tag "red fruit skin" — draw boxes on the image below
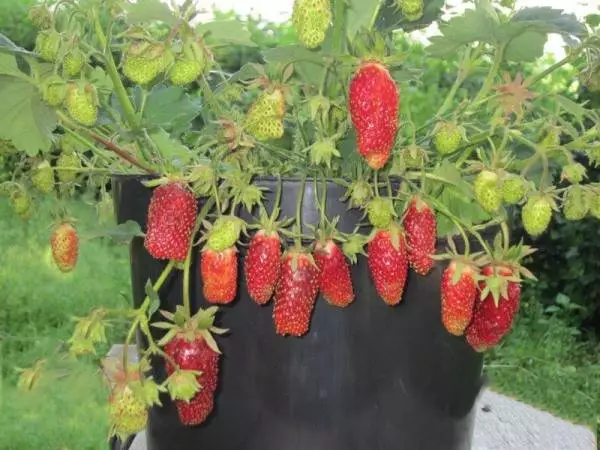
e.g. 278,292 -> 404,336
313,239 -> 355,308
144,183 -> 198,261
201,247 -> 238,304
244,230 -> 282,305
367,228 -> 409,306
164,334 -> 220,426
349,61 -> 400,170
403,196 -> 437,276
465,266 -> 521,352
272,251 -> 320,336
441,262 -> 478,336
51,222 -> 79,272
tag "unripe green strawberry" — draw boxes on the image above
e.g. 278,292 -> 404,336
31,161 -> 55,194
589,192 -> 600,220
56,152 -> 81,183
35,29 -> 61,62
474,170 -> 502,213
292,0 -> 332,49
206,216 -> 243,252
168,59 -> 202,86
65,82 -> 97,126
398,0 -> 424,21
28,5 -> 52,29
62,49 -> 86,78
563,185 -> 590,221
522,195 -> 552,237
246,118 -> 284,141
560,162 -> 586,184
10,189 -> 32,219
400,145 -> 427,169
433,122 -> 463,155
502,175 -> 526,205
109,386 -> 147,439
367,197 -> 395,229
41,75 -> 67,106
244,89 -> 286,141
122,43 -> 172,85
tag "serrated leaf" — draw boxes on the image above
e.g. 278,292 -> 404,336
0,52 -> 21,76
0,74 -> 56,156
375,0 -> 445,33
145,280 -> 161,316
556,95 -> 592,121
142,85 -> 202,132
262,45 -> 324,66
229,63 -> 264,84
345,0 -> 381,41
197,21 -> 256,46
87,66 -> 113,94
124,0 -> 177,26
0,33 -> 36,57
510,7 -> 586,38
149,128 -> 193,166
504,31 -> 547,62
427,6 -> 498,56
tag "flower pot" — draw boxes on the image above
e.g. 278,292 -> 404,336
112,175 -> 484,450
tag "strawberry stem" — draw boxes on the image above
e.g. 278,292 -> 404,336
294,176 -> 307,248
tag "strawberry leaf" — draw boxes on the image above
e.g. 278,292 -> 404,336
0,55 -> 56,156
145,280 -> 161,316
124,0 -> 178,26
197,21 -> 256,47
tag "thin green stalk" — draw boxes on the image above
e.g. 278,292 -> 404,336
331,0 -> 346,56
92,10 -> 138,129
294,176 -> 307,248
182,238 -> 193,319
472,44 -> 505,106
436,47 -> 471,118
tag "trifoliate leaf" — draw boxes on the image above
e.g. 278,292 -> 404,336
124,0 -> 178,26
0,70 -> 57,156
197,21 -> 256,46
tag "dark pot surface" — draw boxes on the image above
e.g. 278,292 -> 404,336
112,175 -> 484,450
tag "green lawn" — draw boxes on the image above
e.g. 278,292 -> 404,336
0,197 -> 597,449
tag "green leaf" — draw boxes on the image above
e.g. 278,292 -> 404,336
0,71 -> 56,156
504,31 -> 547,62
149,128 -> 193,167
345,0 -> 381,41
262,45 -> 324,65
0,33 -> 36,57
375,0 -> 445,32
427,5 -> 499,56
510,7 -> 586,38
142,85 -> 202,133
87,66 -> 113,95
197,21 -> 256,46
0,52 -> 21,76
124,0 -> 178,26
556,95 -> 595,122
145,280 -> 161,316
85,220 -> 145,243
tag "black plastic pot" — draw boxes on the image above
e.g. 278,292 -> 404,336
112,175 -> 484,450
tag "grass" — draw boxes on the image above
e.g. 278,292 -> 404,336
0,197 -> 598,448
0,198 -> 131,450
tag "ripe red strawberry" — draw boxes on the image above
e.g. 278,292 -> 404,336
403,196 -> 436,275
349,61 -> 400,170
441,261 -> 478,336
201,247 -> 238,304
144,182 -> 198,261
313,239 -> 354,307
272,249 -> 320,336
50,222 -> 79,272
367,225 -> 409,305
244,230 -> 282,305
161,308 -> 225,426
465,266 -> 521,352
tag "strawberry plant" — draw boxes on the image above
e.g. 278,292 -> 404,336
2,0 -> 600,442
